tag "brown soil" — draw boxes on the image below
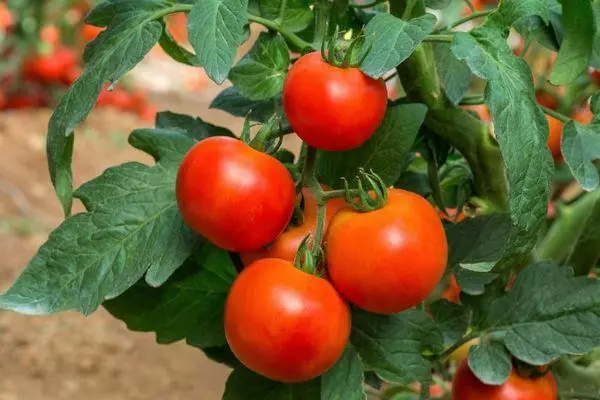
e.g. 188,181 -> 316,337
0,88 -> 244,399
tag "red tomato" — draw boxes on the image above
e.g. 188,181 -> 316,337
0,91 -> 6,110
440,208 -> 466,223
0,2 -> 13,32
536,90 -> 559,111
591,69 -> 600,86
326,188 -> 448,314
138,105 -> 157,121
61,66 -> 82,86
4,92 -> 49,109
572,108 -> 594,125
225,258 -> 350,382
453,360 -> 558,400
81,24 -> 104,42
176,137 -> 295,251
23,47 -> 77,83
239,187 -> 345,266
463,104 -> 490,122
441,274 -> 460,303
546,115 -> 563,161
283,52 -> 387,151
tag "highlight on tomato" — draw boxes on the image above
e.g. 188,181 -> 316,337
326,188 -> 448,314
283,51 -> 387,151
452,359 -> 558,400
176,136 -> 296,252
225,258 -> 351,382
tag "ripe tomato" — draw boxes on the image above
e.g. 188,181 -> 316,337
0,2 -> 13,32
591,69 -> 600,86
225,258 -> 350,382
326,188 -> 448,314
40,25 -> 60,47
23,47 -> 77,83
572,108 -> 593,125
453,360 -> 558,400
546,115 -> 563,161
441,274 -> 460,303
283,52 -> 387,151
81,24 -> 104,42
176,136 -> 295,251
463,104 -> 490,122
4,91 -> 49,109
536,90 -> 559,111
138,105 -> 157,122
240,187 -> 344,266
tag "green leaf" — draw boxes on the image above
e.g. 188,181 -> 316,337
468,339 -> 512,385
321,346 -> 366,400
0,129 -> 198,315
223,368 -> 320,399
104,242 -> 237,348
257,0 -> 313,32
229,32 -> 290,101
49,3 -> 166,215
451,12 -> 554,256
317,103 -> 427,188
549,0 -> 596,85
562,120 -> 600,191
429,300 -> 470,346
433,43 -> 471,105
455,269 -> 498,296
360,14 -> 437,79
156,111 -> 234,140
351,309 -> 444,385
203,345 -> 242,368
188,0 -> 249,84
475,263 -> 600,366
446,213 -> 511,272
158,25 -> 201,67
496,0 -> 550,26
210,86 -> 287,124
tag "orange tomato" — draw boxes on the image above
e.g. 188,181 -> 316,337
240,187 -> 344,266
81,24 -> 104,43
546,115 -> 563,161
572,108 -> 594,124
463,105 -> 490,123
441,274 -> 461,303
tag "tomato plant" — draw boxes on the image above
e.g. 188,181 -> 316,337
2,0 -> 600,399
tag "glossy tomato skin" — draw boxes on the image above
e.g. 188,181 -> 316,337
283,52 -> 387,151
240,187 -> 344,266
225,259 -> 351,382
546,115 -> 563,161
176,136 -> 295,252
453,360 -> 558,400
326,189 -> 448,314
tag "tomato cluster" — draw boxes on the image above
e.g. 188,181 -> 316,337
0,3 -> 155,119
176,51 -> 451,382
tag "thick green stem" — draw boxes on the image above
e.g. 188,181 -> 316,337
350,0 -> 388,8
394,34 -> 509,211
423,34 -> 454,43
536,190 -> 600,268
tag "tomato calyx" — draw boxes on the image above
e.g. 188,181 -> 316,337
342,168 -> 389,212
293,234 -> 324,276
320,26 -> 370,69
240,114 -> 284,154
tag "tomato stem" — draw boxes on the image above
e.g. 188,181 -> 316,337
435,9 -> 494,33
422,34 -> 454,44
247,14 -> 314,51
540,105 -> 570,123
